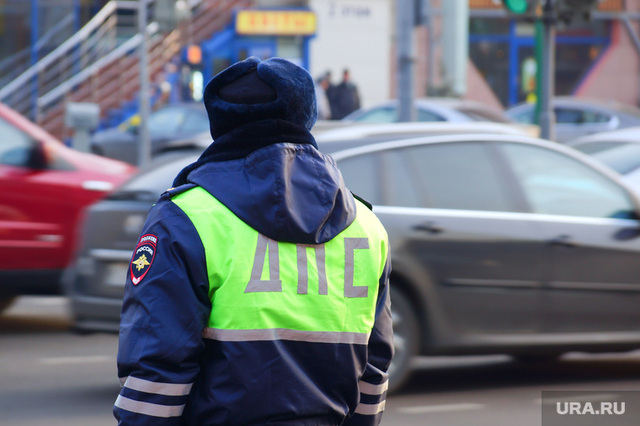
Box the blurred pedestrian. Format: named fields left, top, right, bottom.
left=114, top=56, right=393, bottom=426
left=152, top=69, right=173, bottom=110
left=315, top=74, right=332, bottom=120
left=332, top=68, right=361, bottom=120
left=179, top=64, right=194, bottom=101
left=325, top=70, right=339, bottom=119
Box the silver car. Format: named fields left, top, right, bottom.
left=342, top=97, right=513, bottom=124
left=507, top=97, right=640, bottom=143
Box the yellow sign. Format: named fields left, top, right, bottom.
left=236, top=10, right=316, bottom=36
left=469, top=0, right=503, bottom=9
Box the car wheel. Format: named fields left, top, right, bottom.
left=0, top=296, right=16, bottom=313
left=388, top=286, right=420, bottom=394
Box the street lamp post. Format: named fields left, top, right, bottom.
left=138, top=0, right=151, bottom=167
left=396, top=0, right=415, bottom=122
left=538, top=0, right=556, bottom=141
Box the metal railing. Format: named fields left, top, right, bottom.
left=0, top=13, right=75, bottom=90
left=0, top=0, right=251, bottom=139
left=0, top=1, right=141, bottom=121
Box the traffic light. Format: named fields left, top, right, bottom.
left=501, top=0, right=540, bottom=17
left=502, top=0, right=529, bottom=14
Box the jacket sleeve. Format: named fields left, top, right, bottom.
left=344, top=257, right=394, bottom=426
left=114, top=198, right=211, bottom=425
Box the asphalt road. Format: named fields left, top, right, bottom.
left=2, top=296, right=640, bottom=426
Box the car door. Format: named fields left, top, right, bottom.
left=499, top=142, right=640, bottom=333
left=336, top=140, right=549, bottom=338
left=0, top=115, right=95, bottom=277
left=0, top=117, right=67, bottom=272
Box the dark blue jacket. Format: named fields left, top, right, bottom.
left=114, top=121, right=393, bottom=425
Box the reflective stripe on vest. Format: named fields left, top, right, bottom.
left=171, top=186, right=388, bottom=343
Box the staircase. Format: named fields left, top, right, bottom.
left=0, top=0, right=254, bottom=141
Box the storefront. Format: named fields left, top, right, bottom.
left=197, top=8, right=317, bottom=85
left=469, top=0, right=625, bottom=107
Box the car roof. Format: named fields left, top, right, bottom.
left=508, top=97, right=640, bottom=113
left=111, top=151, right=199, bottom=198
left=343, top=97, right=512, bottom=123
left=568, top=126, right=640, bottom=145
left=363, top=97, right=499, bottom=108
left=115, top=132, right=630, bottom=203
left=330, top=132, right=640, bottom=196
left=160, top=121, right=538, bottom=155
left=315, top=121, right=531, bottom=143
left=324, top=133, right=542, bottom=159
left=551, top=96, right=640, bottom=110
left=322, top=132, right=626, bottom=181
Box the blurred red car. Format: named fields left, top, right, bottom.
left=0, top=103, right=136, bottom=310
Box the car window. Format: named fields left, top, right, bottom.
left=336, top=152, right=381, bottom=205
left=0, top=116, right=36, bottom=167
left=383, top=150, right=423, bottom=207
left=509, top=108, right=534, bottom=124
left=501, top=143, right=636, bottom=219
left=148, top=107, right=187, bottom=136
left=416, top=109, right=445, bottom=122
left=397, top=142, right=516, bottom=211
left=181, top=110, right=210, bottom=133
left=582, top=110, right=611, bottom=124
left=555, top=108, right=585, bottom=124
left=353, top=107, right=396, bottom=123
left=352, top=106, right=445, bottom=123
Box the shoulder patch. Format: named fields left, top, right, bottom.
left=130, top=234, right=158, bottom=285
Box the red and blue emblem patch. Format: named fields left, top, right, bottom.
left=130, top=234, right=157, bottom=285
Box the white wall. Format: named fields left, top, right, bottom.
left=308, top=0, right=393, bottom=108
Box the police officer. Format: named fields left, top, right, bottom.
left=114, top=57, right=393, bottom=425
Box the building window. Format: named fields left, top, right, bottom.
left=470, top=17, right=611, bottom=108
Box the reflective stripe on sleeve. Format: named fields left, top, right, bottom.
left=358, top=379, right=389, bottom=395
left=202, top=327, right=370, bottom=344
left=355, top=400, right=386, bottom=416
left=114, top=395, right=185, bottom=418
left=120, top=376, right=193, bottom=396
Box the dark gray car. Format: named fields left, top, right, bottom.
left=66, top=131, right=640, bottom=393
left=90, top=103, right=210, bottom=164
